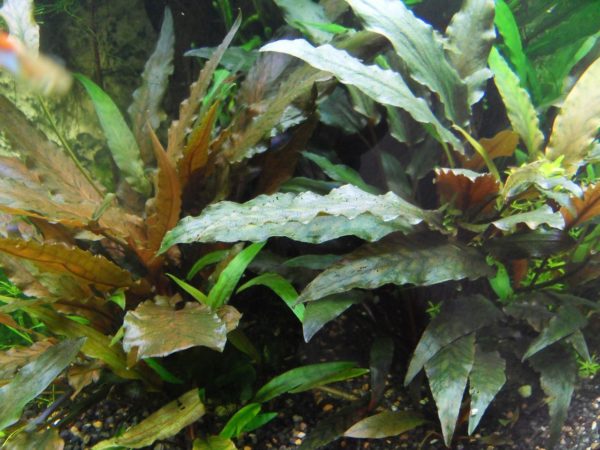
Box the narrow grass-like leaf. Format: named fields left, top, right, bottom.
left=167, top=274, right=208, bottom=305
left=208, top=242, right=266, bottom=309
left=0, top=338, right=83, bottom=430
left=238, top=272, right=305, bottom=321
left=494, top=0, right=529, bottom=85
left=468, top=347, right=506, bottom=434
left=488, top=47, right=543, bottom=158
left=220, top=403, right=262, bottom=439
left=346, top=0, right=469, bottom=125
left=546, top=56, right=600, bottom=175
left=344, top=410, right=425, bottom=438
left=187, top=250, right=229, bottom=280
left=302, top=151, right=378, bottom=194
left=161, top=185, right=439, bottom=251
left=93, top=389, right=205, bottom=449
left=299, top=234, right=493, bottom=302
left=261, top=40, right=463, bottom=152
left=75, top=74, right=150, bottom=196
left=254, top=361, right=368, bottom=403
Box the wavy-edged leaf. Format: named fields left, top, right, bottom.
left=468, top=347, right=506, bottom=434
left=461, top=130, right=519, bottom=171
left=435, top=169, right=499, bottom=215
left=167, top=16, right=240, bottom=162
left=123, top=300, right=236, bottom=359
left=193, top=436, right=236, bottom=450
left=299, top=234, right=493, bottom=303
left=444, top=0, right=495, bottom=105
left=346, top=0, right=469, bottom=125
left=0, top=0, right=39, bottom=52
left=254, top=361, right=368, bottom=403
left=405, top=295, right=501, bottom=385
left=161, top=185, right=439, bottom=251
left=261, top=40, right=463, bottom=152
left=502, top=160, right=582, bottom=200
left=491, top=206, right=565, bottom=232
left=128, top=7, right=174, bottom=164
left=523, top=305, right=587, bottom=360
left=0, top=238, right=133, bottom=291
left=546, top=56, right=600, bottom=174
left=0, top=338, right=83, bottom=430
left=488, top=47, right=543, bottom=158
left=0, top=339, right=56, bottom=379
left=238, top=272, right=304, bottom=321
left=530, top=346, right=576, bottom=448
left=561, top=184, right=600, bottom=229
left=274, top=0, right=335, bottom=44
left=425, top=333, right=475, bottom=447
left=344, top=410, right=425, bottom=438
left=92, top=389, right=205, bottom=450
left=74, top=74, right=150, bottom=196
left=303, top=294, right=359, bottom=342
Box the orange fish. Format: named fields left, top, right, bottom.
left=0, top=31, right=72, bottom=95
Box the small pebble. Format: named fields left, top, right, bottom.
left=322, top=403, right=334, bottom=412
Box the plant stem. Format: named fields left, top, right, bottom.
left=315, top=385, right=360, bottom=401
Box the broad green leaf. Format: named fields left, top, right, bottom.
left=303, top=294, right=359, bottom=342
left=261, top=40, right=463, bottom=152
left=0, top=0, right=39, bottom=51
left=0, top=338, right=83, bottom=430
left=187, top=249, right=229, bottom=280
left=546, top=56, right=600, bottom=175
left=254, top=361, right=368, bottom=403
left=344, top=410, right=425, bottom=438
left=128, top=7, right=174, bottom=164
left=444, top=0, right=495, bottom=105
left=468, top=347, right=506, bottom=434
left=494, top=0, right=529, bottom=85
left=284, top=254, right=343, bottom=270
left=123, top=301, right=237, bottom=359
left=425, top=333, right=475, bottom=447
left=167, top=274, right=209, bottom=305
left=490, top=206, right=565, bottom=232
left=274, top=0, right=335, bottom=44
left=74, top=74, right=150, bottom=196
left=346, top=0, right=469, bottom=125
left=237, top=272, right=305, bottom=321
left=488, top=47, right=543, bottom=158
left=405, top=295, right=501, bottom=385
left=208, top=242, right=266, bottom=309
left=299, top=234, right=493, bottom=302
left=302, top=151, right=378, bottom=194
left=530, top=347, right=576, bottom=448
left=93, top=389, right=205, bottom=450
left=193, top=436, right=236, bottom=450
left=522, top=305, right=587, bottom=360
left=161, top=185, right=439, bottom=251
left=220, top=403, right=261, bottom=439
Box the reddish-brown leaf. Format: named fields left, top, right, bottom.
left=511, top=259, right=529, bottom=288
left=460, top=130, right=519, bottom=170
left=561, top=184, right=600, bottom=229
left=435, top=169, right=500, bottom=215
left=68, top=361, right=102, bottom=398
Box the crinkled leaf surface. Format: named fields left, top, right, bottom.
left=488, top=48, right=543, bottom=157
left=193, top=436, right=236, bottom=450
left=123, top=300, right=236, bottom=359
left=523, top=305, right=587, bottom=360
left=435, top=169, right=499, bottom=214
left=502, top=160, right=582, bottom=200
left=299, top=234, right=493, bottom=302
left=425, top=333, right=475, bottom=447
left=405, top=295, right=501, bottom=385
left=261, top=40, right=463, bottom=152
left=93, top=389, right=205, bottom=450
left=161, top=185, right=438, bottom=251
left=75, top=74, right=150, bottom=196
left=0, top=0, right=39, bottom=52
left=0, top=338, right=84, bottom=430
left=546, top=56, right=600, bottom=175
left=561, top=184, right=600, bottom=229
left=344, top=410, right=425, bottom=438
left=346, top=0, right=469, bottom=125
left=444, top=0, right=495, bottom=105
left=490, top=206, right=565, bottom=232
left=468, top=347, right=506, bottom=434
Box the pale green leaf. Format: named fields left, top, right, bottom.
left=344, top=410, right=425, bottom=438
left=161, top=185, right=439, bottom=251
left=193, top=436, right=236, bottom=450
left=523, top=305, right=587, bottom=360
left=303, top=294, right=359, bottom=342
left=491, top=205, right=565, bottom=232
left=238, top=272, right=305, bottom=321
left=468, top=347, right=506, bottom=434
left=405, top=295, right=501, bottom=385
left=260, top=40, right=463, bottom=152
left=546, top=56, right=600, bottom=175
left=299, top=235, right=493, bottom=302
left=445, top=0, right=495, bottom=105
left=187, top=250, right=229, bottom=280
left=0, top=338, right=84, bottom=430
left=346, top=0, right=469, bottom=125
left=425, top=333, right=475, bottom=447
left=220, top=403, right=262, bottom=439
left=93, top=389, right=205, bottom=449
left=488, top=47, right=543, bottom=158
left=274, top=0, right=335, bottom=44
left=0, top=0, right=39, bottom=52
left=75, top=74, right=151, bottom=196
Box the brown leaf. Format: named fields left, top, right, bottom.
left=0, top=339, right=57, bottom=379
left=460, top=130, right=519, bottom=170
left=561, top=184, right=600, bottom=229
left=435, top=169, right=499, bottom=215
left=68, top=361, right=102, bottom=398
left=216, top=305, right=242, bottom=333
left=511, top=259, right=529, bottom=289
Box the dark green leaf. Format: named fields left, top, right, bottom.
left=187, top=250, right=229, bottom=280
left=468, top=347, right=506, bottom=434
left=241, top=412, right=278, bottom=433
left=143, top=357, right=183, bottom=384
left=238, top=272, right=305, bottom=321
left=167, top=274, right=209, bottom=305
left=185, top=47, right=257, bottom=73
left=303, top=294, right=359, bottom=342
left=369, top=336, right=394, bottom=408
left=344, top=410, right=425, bottom=438
left=284, top=254, right=343, bottom=270
left=220, top=403, right=261, bottom=439
left=302, top=151, right=378, bottom=194
left=425, top=333, right=475, bottom=447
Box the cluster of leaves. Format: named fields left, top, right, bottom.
left=0, top=0, right=599, bottom=449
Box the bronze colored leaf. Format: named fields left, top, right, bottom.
left=561, top=184, right=600, bottom=229
left=5, top=427, right=64, bottom=450
left=435, top=169, right=499, bottom=215
left=0, top=238, right=133, bottom=291
left=461, top=130, right=519, bottom=171
left=68, top=361, right=102, bottom=398
left=0, top=339, right=57, bottom=379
